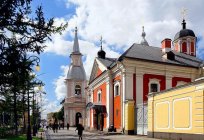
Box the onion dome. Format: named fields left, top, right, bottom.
left=174, top=19, right=195, bottom=41
left=97, top=36, right=106, bottom=59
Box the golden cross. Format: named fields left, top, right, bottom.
left=181, top=7, right=187, bottom=20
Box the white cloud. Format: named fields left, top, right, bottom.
left=64, top=0, right=204, bottom=57
left=53, top=65, right=69, bottom=101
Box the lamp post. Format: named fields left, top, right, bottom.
left=26, top=55, right=40, bottom=140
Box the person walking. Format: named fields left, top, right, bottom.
left=67, top=123, right=69, bottom=130
left=75, top=124, right=84, bottom=140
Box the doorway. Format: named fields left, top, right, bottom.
left=75, top=112, right=82, bottom=126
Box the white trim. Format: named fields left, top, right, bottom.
left=148, top=79, right=160, bottom=93
left=155, top=101, right=170, bottom=129
left=172, top=97, right=192, bottom=130
left=114, top=81, right=120, bottom=96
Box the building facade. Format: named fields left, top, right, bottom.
left=86, top=19, right=204, bottom=134
left=64, top=27, right=87, bottom=126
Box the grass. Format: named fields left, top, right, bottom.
left=5, top=135, right=41, bottom=140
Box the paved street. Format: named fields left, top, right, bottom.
left=44, top=127, right=161, bottom=140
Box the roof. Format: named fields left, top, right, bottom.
left=174, top=29, right=195, bottom=41
left=67, top=65, right=86, bottom=81
left=118, top=43, right=203, bottom=68
left=72, top=27, right=80, bottom=53
left=97, top=57, right=117, bottom=69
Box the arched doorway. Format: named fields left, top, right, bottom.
left=75, top=112, right=82, bottom=126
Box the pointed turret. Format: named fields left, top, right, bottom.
left=67, top=27, right=86, bottom=80
left=72, top=27, right=80, bottom=54
left=140, top=26, right=149, bottom=46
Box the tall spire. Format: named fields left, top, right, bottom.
left=140, top=26, right=149, bottom=46
left=73, top=27, right=80, bottom=53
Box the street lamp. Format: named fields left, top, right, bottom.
left=27, top=56, right=40, bottom=140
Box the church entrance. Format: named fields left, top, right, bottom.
left=75, top=112, right=82, bottom=126
left=94, top=113, right=104, bottom=130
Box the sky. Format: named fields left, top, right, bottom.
left=30, top=0, right=204, bottom=119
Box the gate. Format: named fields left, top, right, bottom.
left=135, top=103, right=148, bottom=135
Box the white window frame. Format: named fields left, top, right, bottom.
left=97, top=90, right=102, bottom=103
left=149, top=79, right=160, bottom=93
left=114, top=81, right=120, bottom=96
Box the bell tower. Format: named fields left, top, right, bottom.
left=173, top=11, right=196, bottom=56
left=64, top=27, right=87, bottom=127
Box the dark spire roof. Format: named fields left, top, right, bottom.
left=97, top=36, right=106, bottom=59
left=72, top=27, right=80, bottom=54
left=174, top=19, right=195, bottom=41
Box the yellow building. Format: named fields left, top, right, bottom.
left=148, top=78, right=204, bottom=140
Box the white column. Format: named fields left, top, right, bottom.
left=106, top=73, right=113, bottom=128
left=136, top=72, right=143, bottom=105
left=122, top=70, right=126, bottom=129
left=166, top=74, right=172, bottom=89
left=106, top=78, right=110, bottom=128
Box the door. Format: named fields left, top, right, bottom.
left=135, top=103, right=148, bottom=135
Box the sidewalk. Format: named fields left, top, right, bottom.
left=44, top=127, right=162, bottom=140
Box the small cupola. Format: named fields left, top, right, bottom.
left=173, top=19, right=196, bottom=56
left=140, top=26, right=149, bottom=46
left=97, top=36, right=106, bottom=59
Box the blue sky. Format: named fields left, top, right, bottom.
left=30, top=0, right=204, bottom=118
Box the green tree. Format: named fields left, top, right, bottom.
left=0, top=0, right=67, bottom=136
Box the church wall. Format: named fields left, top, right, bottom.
left=143, top=74, right=166, bottom=102
left=172, top=77, right=191, bottom=87
left=113, top=75, right=122, bottom=129
left=93, top=82, right=107, bottom=128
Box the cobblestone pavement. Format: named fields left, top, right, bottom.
left=44, top=127, right=161, bottom=140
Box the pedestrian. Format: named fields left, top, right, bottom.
left=52, top=123, right=55, bottom=133
left=75, top=123, right=84, bottom=140
left=67, top=123, right=69, bottom=130
left=55, top=123, right=58, bottom=133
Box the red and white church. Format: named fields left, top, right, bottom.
left=85, top=19, right=204, bottom=134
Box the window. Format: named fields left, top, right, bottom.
left=97, top=90, right=101, bottom=102
left=75, top=85, right=81, bottom=95
left=150, top=83, right=158, bottom=92
left=149, top=79, right=160, bottom=93
left=114, top=82, right=120, bottom=96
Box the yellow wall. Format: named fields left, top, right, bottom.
left=148, top=82, right=204, bottom=135
left=125, top=100, right=135, bottom=131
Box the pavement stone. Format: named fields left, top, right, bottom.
left=43, top=127, right=162, bottom=140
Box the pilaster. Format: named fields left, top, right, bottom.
left=136, top=70, right=144, bottom=105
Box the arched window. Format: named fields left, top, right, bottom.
left=114, top=81, right=120, bottom=96
left=182, top=42, right=187, bottom=54
left=75, top=85, right=81, bottom=95
left=97, top=90, right=102, bottom=102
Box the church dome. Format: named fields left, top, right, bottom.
left=174, top=19, right=195, bottom=41
left=174, top=29, right=195, bottom=41
left=98, top=50, right=106, bottom=59
left=67, top=65, right=86, bottom=81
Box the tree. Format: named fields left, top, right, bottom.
left=0, top=0, right=67, bottom=136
